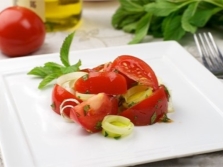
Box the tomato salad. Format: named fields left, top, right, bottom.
left=51, top=55, right=172, bottom=138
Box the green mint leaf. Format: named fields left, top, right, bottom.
left=38, top=73, right=61, bottom=89
left=112, top=0, right=223, bottom=43
left=144, top=1, right=179, bottom=16
left=27, top=67, right=49, bottom=78
left=44, top=62, right=63, bottom=69
left=162, top=15, right=186, bottom=40
left=28, top=32, right=81, bottom=89
left=206, top=0, right=223, bottom=8
left=149, top=16, right=164, bottom=38
left=61, top=59, right=82, bottom=74
left=189, top=7, right=222, bottom=27
left=167, top=0, right=190, bottom=3
left=60, top=32, right=75, bottom=67
left=131, top=0, right=153, bottom=6
left=28, top=62, right=63, bottom=78
left=129, top=13, right=152, bottom=44
left=181, top=2, right=199, bottom=33
left=120, top=13, right=144, bottom=28
left=123, top=22, right=138, bottom=33
left=112, top=7, right=129, bottom=29
left=119, top=0, right=144, bottom=13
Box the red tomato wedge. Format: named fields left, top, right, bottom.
left=70, top=93, right=118, bottom=132
left=81, top=64, right=105, bottom=73
left=51, top=84, right=81, bottom=116
left=74, top=71, right=127, bottom=95
left=110, top=55, right=159, bottom=90
left=120, top=86, right=168, bottom=126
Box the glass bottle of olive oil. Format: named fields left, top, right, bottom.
left=14, top=0, right=82, bottom=32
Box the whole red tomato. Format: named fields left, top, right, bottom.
left=0, top=6, right=45, bottom=57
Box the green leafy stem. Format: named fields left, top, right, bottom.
left=112, top=0, right=223, bottom=44
left=27, top=32, right=82, bottom=89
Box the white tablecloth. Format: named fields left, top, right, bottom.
left=0, top=1, right=223, bottom=166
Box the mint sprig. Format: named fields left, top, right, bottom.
left=112, top=0, right=223, bottom=44
left=60, top=31, right=74, bottom=67
left=27, top=32, right=82, bottom=89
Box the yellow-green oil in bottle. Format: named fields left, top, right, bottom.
left=45, top=0, right=82, bottom=31
left=15, top=0, right=82, bottom=32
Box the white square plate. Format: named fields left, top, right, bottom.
left=1, top=41, right=223, bottom=167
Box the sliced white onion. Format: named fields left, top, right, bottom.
left=102, top=115, right=134, bottom=139
left=64, top=87, right=75, bottom=95
left=59, top=98, right=80, bottom=122
left=57, top=71, right=88, bottom=90
left=75, top=91, right=95, bottom=101
left=167, top=96, right=174, bottom=113
left=60, top=105, right=75, bottom=122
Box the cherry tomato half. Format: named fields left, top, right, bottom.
left=110, top=55, right=159, bottom=90
left=120, top=86, right=168, bottom=126
left=70, top=93, right=118, bottom=132
left=74, top=71, right=127, bottom=95
left=51, top=84, right=81, bottom=117
left=0, top=6, right=45, bottom=57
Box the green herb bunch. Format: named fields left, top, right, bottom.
left=28, top=32, right=81, bottom=89
left=112, top=0, right=223, bottom=44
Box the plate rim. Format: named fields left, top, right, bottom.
left=1, top=41, right=223, bottom=167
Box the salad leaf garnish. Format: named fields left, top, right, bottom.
left=60, top=32, right=74, bottom=67
left=27, top=32, right=82, bottom=89
left=112, top=0, right=223, bottom=43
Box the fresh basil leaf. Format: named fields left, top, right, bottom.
left=129, top=13, right=152, bottom=44
left=60, top=32, right=75, bottom=67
